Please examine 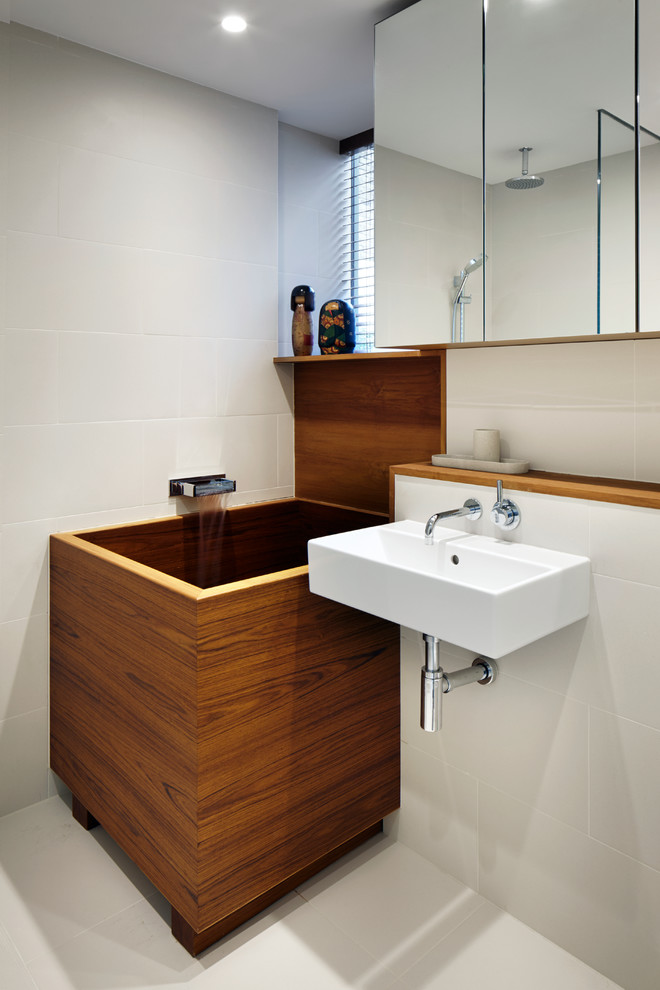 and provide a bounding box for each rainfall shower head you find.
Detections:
[505,147,544,190]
